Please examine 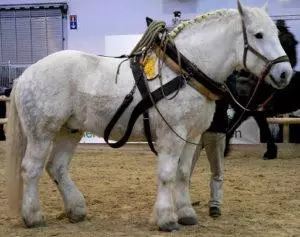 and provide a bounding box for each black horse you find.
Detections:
[0,87,12,140]
[225,19,298,159]
[0,102,5,140]
[225,71,300,159]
